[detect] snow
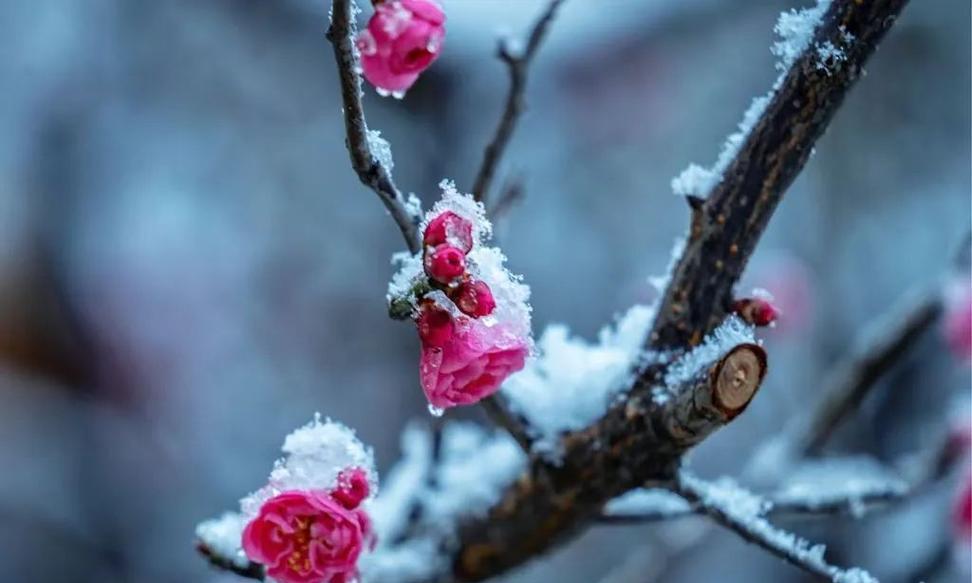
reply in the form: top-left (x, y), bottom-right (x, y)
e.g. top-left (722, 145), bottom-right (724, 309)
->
top-left (663, 315), bottom-right (755, 387)
top-left (604, 488), bottom-right (692, 518)
top-left (502, 303), bottom-right (658, 455)
top-left (773, 456), bottom-right (907, 517)
top-left (195, 512), bottom-right (249, 568)
top-left (240, 414), bottom-right (377, 519)
top-left (361, 422), bottom-right (526, 583)
top-left (671, 0), bottom-right (839, 199)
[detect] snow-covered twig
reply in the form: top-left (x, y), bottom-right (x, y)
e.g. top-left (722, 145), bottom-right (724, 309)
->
top-left (471, 0), bottom-right (566, 204)
top-left (197, 541), bottom-right (264, 581)
top-left (795, 288), bottom-right (942, 456)
top-left (672, 472), bottom-right (875, 582)
top-left (326, 0), bottom-right (422, 253)
top-left (599, 484), bottom-right (909, 524)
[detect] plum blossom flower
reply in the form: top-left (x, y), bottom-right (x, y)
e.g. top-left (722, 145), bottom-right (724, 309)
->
top-left (242, 489), bottom-right (371, 583)
top-left (356, 0), bottom-right (445, 95)
top-left (420, 315), bottom-right (529, 409)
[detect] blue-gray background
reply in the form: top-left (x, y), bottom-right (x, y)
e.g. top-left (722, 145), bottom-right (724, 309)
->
top-left (0, 0), bottom-right (969, 581)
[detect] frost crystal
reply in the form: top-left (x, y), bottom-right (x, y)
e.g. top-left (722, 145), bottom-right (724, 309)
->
top-left (240, 414), bottom-right (377, 519)
top-left (774, 456), bottom-right (908, 517)
top-left (605, 488), bottom-right (692, 517)
top-left (503, 303), bottom-right (657, 455)
top-left (367, 129), bottom-right (394, 171)
top-left (772, 0), bottom-right (833, 71)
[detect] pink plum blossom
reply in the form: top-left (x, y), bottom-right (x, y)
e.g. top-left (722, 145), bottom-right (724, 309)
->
top-left (356, 0), bottom-right (445, 95)
top-left (242, 490), bottom-right (371, 583)
top-left (419, 315), bottom-right (528, 409)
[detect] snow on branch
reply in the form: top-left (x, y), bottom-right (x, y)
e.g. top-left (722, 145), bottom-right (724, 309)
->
top-left (326, 0), bottom-right (423, 253)
top-left (471, 0), bottom-right (567, 204)
top-left (673, 472), bottom-right (878, 582)
top-left (601, 455), bottom-right (910, 524)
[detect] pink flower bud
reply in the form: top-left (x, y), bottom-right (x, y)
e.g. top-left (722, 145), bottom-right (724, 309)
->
top-left (416, 304), bottom-right (454, 347)
top-left (954, 470), bottom-right (972, 547)
top-left (452, 279), bottom-right (496, 318)
top-left (420, 318), bottom-right (528, 409)
top-left (242, 489), bottom-right (371, 583)
top-left (356, 0), bottom-right (445, 95)
top-left (944, 277), bottom-right (972, 364)
top-left (424, 244), bottom-right (466, 284)
top-left (424, 211), bottom-right (473, 253)
top-left (332, 467), bottom-right (370, 510)
top-left (732, 297), bottom-right (779, 327)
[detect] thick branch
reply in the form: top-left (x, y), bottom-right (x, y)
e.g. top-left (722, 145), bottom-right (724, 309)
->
top-left (452, 344), bottom-right (766, 580)
top-left (326, 0), bottom-right (422, 253)
top-left (649, 0), bottom-right (910, 351)
top-left (795, 289), bottom-right (942, 456)
top-left (471, 0), bottom-right (566, 203)
top-left (446, 0), bottom-right (909, 579)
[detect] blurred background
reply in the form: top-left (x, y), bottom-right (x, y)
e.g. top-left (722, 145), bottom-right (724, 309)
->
top-left (0, 0), bottom-right (969, 581)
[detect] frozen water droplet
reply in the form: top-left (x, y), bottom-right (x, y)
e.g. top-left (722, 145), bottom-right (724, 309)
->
top-left (376, 87), bottom-right (391, 97)
top-left (427, 404), bottom-right (444, 417)
top-left (391, 90), bottom-right (405, 100)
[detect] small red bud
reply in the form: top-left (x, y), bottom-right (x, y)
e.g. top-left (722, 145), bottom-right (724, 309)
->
top-left (733, 298), bottom-right (779, 327)
top-left (452, 279), bottom-right (496, 318)
top-left (424, 211), bottom-right (473, 253)
top-left (332, 467), bottom-right (370, 509)
top-left (424, 244), bottom-right (466, 284)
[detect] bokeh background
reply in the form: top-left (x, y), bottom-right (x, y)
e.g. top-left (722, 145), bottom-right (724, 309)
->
top-left (1, 0), bottom-right (969, 581)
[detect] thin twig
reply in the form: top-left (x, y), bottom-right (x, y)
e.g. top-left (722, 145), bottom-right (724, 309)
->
top-left (326, 0), bottom-right (422, 253)
top-left (197, 542), bottom-right (265, 581)
top-left (480, 394), bottom-right (534, 452)
top-left (672, 472), bottom-right (860, 581)
top-left (471, 0), bottom-right (566, 204)
top-left (599, 486), bottom-right (909, 525)
top-left (795, 288), bottom-right (942, 456)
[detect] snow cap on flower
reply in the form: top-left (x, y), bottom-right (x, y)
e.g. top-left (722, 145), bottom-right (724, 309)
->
top-left (240, 414), bottom-right (377, 520)
top-left (356, 0), bottom-right (446, 96)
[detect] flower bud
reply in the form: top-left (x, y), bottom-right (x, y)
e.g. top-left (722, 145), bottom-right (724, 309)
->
top-left (416, 304), bottom-right (454, 347)
top-left (424, 244), bottom-right (466, 284)
top-left (452, 279), bottom-right (496, 318)
top-left (356, 0), bottom-right (446, 95)
top-left (733, 297), bottom-right (779, 327)
top-left (424, 210), bottom-right (473, 253)
top-left (332, 467), bottom-right (371, 510)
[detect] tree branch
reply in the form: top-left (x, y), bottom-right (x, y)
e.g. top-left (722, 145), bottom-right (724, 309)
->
top-left (649, 0), bottom-right (910, 351)
top-left (672, 472), bottom-right (864, 581)
top-left (445, 0), bottom-right (910, 579)
top-left (471, 0), bottom-right (566, 204)
top-left (794, 288), bottom-right (942, 456)
top-left (452, 343), bottom-right (767, 580)
top-left (326, 0), bottom-right (422, 253)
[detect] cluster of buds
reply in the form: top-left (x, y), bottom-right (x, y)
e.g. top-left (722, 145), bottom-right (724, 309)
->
top-left (418, 211), bottom-right (497, 346)
top-left (356, 0), bottom-right (445, 97)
